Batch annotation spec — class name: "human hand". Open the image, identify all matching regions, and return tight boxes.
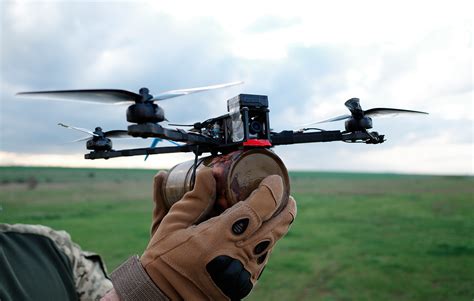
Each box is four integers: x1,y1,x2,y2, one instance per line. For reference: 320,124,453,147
140,167,296,300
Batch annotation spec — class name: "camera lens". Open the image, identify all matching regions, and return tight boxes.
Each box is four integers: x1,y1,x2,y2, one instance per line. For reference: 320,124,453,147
249,121,262,134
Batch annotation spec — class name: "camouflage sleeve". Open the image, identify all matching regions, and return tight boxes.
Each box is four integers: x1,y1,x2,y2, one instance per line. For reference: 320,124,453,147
0,224,113,301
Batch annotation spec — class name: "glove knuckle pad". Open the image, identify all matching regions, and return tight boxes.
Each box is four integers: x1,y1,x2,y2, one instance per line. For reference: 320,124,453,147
232,218,249,235
226,203,262,239
206,256,253,300
253,240,271,255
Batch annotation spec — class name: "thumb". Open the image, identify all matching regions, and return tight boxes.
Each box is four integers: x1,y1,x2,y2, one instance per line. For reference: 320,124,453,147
157,167,216,235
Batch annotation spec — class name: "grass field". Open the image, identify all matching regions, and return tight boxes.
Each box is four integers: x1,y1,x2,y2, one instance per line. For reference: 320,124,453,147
1,166,473,300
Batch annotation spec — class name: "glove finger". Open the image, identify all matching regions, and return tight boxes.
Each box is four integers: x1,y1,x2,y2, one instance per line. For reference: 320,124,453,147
238,196,296,257
219,175,285,241
244,175,284,222
267,196,297,242
151,171,168,236
157,167,216,235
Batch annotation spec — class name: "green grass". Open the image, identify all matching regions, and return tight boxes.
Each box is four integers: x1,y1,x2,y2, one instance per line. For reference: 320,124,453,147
1,166,473,300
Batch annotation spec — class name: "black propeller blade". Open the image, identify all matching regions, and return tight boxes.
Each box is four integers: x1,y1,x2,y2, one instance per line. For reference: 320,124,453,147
344,98,364,119
18,89,141,104
364,108,429,117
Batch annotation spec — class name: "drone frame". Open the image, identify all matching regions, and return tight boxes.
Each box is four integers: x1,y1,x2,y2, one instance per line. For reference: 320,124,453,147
84,130,383,160
19,84,428,162
84,94,385,160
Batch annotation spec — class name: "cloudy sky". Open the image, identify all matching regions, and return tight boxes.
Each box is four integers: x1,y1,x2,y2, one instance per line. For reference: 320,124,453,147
0,0,472,174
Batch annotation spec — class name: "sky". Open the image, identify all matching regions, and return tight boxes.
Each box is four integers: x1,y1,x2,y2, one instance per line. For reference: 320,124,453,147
0,0,472,175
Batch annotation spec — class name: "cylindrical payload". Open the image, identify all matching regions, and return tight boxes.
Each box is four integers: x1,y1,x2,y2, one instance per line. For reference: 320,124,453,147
162,148,290,215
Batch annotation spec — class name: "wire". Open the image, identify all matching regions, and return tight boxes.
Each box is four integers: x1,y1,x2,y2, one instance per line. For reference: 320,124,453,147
299,127,326,132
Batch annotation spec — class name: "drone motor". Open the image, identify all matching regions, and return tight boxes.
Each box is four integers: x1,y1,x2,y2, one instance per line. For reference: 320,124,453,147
126,88,166,124
345,116,373,132
86,136,113,151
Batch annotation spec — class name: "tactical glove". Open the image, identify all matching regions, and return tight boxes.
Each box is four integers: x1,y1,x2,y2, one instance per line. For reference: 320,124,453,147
112,167,296,301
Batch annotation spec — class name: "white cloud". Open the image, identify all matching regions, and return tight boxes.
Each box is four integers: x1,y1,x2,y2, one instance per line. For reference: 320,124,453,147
7,1,61,34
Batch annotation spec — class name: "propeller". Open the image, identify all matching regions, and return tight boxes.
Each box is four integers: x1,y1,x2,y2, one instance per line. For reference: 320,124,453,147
18,81,243,124
58,123,130,142
299,98,428,143
304,98,428,127
16,81,244,104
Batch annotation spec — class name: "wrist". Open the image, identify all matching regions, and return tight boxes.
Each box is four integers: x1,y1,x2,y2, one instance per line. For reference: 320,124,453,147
110,256,169,301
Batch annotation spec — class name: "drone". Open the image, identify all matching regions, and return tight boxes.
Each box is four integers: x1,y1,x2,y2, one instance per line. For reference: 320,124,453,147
17,81,428,162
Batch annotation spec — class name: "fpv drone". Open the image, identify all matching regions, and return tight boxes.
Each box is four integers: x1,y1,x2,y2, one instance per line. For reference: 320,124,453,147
17,81,428,161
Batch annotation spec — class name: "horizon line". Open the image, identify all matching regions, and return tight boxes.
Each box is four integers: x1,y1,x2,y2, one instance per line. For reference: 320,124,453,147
1,164,472,178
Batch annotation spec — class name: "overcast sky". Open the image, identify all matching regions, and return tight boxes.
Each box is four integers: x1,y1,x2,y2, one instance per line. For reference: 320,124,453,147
0,0,472,174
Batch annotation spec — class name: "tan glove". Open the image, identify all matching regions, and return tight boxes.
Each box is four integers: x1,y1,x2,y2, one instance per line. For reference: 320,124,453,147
140,167,297,301
150,170,171,236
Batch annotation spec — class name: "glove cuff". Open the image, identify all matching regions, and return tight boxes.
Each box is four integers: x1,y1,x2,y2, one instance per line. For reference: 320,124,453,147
110,255,169,301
